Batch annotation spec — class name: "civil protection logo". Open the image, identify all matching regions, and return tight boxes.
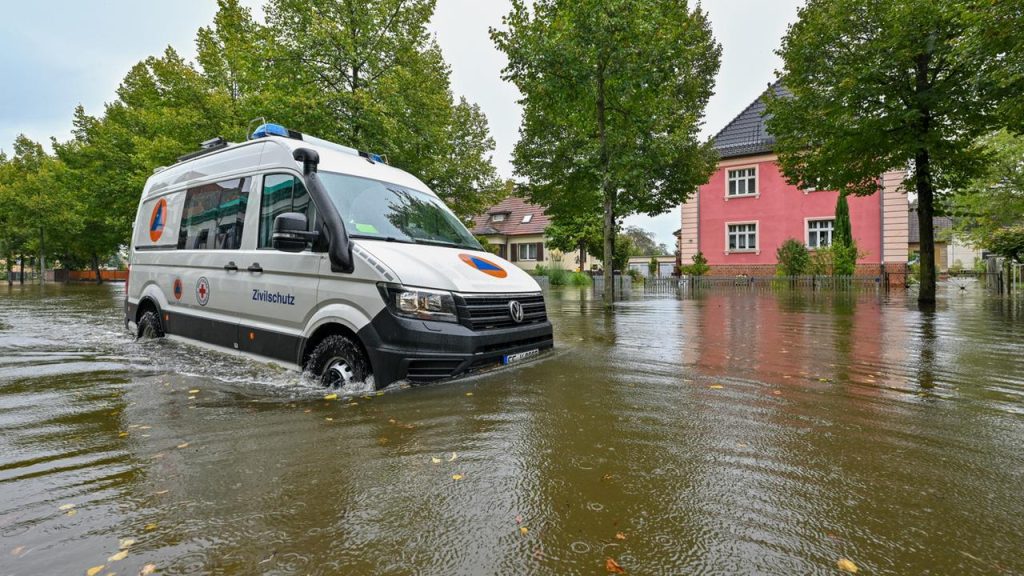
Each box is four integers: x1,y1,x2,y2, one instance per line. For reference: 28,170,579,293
149,198,168,243
196,277,210,306
173,278,183,300
459,254,508,278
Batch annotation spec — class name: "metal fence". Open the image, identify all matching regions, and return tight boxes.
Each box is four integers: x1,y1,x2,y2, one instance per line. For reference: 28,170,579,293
680,275,883,293
590,275,633,297
1012,263,1024,297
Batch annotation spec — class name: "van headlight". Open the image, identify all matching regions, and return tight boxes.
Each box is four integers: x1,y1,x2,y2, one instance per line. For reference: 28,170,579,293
377,283,458,323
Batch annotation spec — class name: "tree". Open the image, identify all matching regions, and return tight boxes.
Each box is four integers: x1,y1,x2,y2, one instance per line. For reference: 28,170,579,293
544,210,603,270
492,0,721,304
949,130,1024,248
622,225,668,256
776,238,810,276
832,193,857,276
988,227,1024,263
766,0,1024,305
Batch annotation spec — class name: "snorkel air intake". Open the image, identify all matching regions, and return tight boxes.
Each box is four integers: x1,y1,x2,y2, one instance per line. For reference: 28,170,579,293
292,147,354,274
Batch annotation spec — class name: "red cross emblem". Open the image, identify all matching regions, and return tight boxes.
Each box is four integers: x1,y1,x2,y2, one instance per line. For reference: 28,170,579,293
196,277,210,306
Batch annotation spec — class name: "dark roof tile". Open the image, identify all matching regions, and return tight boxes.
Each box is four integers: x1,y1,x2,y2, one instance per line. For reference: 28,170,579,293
712,82,790,159
470,197,550,236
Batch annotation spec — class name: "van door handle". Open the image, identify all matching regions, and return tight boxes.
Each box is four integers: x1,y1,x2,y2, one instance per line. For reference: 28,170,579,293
247,263,263,273
224,261,238,271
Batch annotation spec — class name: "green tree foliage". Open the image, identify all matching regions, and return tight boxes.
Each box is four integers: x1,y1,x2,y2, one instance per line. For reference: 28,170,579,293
766,0,1024,304
831,193,858,276
776,238,811,276
949,130,1024,249
0,0,501,277
623,225,669,256
988,227,1024,262
544,211,604,262
612,233,634,273
492,0,721,304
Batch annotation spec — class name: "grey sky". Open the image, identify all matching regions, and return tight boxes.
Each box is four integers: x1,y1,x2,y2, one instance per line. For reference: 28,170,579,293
0,0,803,248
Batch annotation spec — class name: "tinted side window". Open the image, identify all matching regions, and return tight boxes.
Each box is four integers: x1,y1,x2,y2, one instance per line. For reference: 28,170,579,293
177,177,251,250
259,174,317,249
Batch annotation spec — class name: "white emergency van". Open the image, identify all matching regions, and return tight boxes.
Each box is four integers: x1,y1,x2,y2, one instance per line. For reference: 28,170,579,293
125,124,552,389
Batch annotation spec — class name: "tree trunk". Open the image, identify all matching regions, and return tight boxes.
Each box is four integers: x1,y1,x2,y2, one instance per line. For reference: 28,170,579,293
92,253,103,285
5,250,11,286
38,227,45,286
597,72,615,306
916,150,937,304
19,253,24,284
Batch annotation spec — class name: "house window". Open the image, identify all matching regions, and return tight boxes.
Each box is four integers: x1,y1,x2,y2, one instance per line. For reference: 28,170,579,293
522,213,533,223
491,213,506,223
727,223,757,252
518,243,539,261
727,167,757,197
807,219,835,249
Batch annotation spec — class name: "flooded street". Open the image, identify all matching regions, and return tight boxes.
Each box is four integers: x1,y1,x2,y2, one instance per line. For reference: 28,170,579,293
1,283,1023,575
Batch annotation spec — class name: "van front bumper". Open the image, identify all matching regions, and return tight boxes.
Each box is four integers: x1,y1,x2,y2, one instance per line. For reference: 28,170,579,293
356,310,554,386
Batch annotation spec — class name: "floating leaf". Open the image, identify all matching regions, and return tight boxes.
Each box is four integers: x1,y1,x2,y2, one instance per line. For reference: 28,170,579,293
431,457,442,464
59,504,76,511
187,396,196,400
837,558,858,573
447,452,458,462
118,539,135,550
118,432,129,438
10,545,26,557
325,417,334,422
108,550,129,562
86,566,105,576
452,474,463,481
520,526,528,535
347,402,358,407
66,509,78,517
176,443,189,449
708,385,723,390
515,515,523,524
615,532,627,540
188,389,200,394
465,392,473,396
153,490,169,496
144,523,157,531
139,564,157,575
324,393,338,400
605,557,626,573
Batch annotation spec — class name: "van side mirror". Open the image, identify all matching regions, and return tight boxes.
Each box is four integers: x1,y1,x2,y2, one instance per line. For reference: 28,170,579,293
272,212,319,252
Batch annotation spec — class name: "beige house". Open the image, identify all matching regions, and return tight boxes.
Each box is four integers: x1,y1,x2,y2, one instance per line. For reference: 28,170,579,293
470,197,595,272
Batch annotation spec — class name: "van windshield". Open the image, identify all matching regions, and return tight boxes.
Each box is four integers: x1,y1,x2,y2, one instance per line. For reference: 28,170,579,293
319,172,482,251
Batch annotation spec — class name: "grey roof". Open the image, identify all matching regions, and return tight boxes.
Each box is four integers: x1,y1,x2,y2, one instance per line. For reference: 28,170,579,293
908,207,953,244
712,83,790,159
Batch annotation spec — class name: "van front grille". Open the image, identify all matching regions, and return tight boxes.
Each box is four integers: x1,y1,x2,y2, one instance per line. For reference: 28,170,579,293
456,293,548,331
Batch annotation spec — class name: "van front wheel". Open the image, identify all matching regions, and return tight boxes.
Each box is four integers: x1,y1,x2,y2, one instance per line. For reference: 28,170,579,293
137,310,165,340
307,335,370,389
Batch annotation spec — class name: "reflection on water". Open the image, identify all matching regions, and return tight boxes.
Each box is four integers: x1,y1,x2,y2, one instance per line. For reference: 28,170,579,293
1,282,1022,575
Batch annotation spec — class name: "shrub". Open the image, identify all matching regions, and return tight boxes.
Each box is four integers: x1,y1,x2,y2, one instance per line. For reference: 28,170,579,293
974,257,988,273
648,257,659,276
950,258,964,273
682,251,710,276
776,238,810,276
627,268,644,283
831,239,859,276
532,264,548,276
547,265,569,285
568,271,592,286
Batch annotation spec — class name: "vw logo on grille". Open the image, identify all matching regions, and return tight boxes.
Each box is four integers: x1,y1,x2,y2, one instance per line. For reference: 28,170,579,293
508,300,525,323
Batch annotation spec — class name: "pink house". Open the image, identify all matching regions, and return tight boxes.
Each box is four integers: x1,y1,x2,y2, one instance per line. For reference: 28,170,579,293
679,85,909,281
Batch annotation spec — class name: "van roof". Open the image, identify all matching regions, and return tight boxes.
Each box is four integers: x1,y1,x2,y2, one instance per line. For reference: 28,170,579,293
143,131,433,199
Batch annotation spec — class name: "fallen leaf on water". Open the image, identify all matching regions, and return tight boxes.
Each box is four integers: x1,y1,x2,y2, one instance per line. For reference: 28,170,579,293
520,527,529,535
837,558,859,573
118,539,135,550
388,419,396,424
324,393,338,400
431,457,442,464
303,409,311,413
108,550,129,562
708,385,723,390
325,417,334,422
605,557,626,573
772,390,782,395
118,432,129,438
347,402,358,407
452,474,463,481
10,546,26,557
465,392,473,396
187,396,196,400
139,564,157,575
86,566,105,576
515,515,523,524
144,523,157,532
447,452,458,462
153,490,169,496
66,510,78,517
176,443,189,449
615,532,627,540
188,389,200,394
818,378,831,383
59,504,76,511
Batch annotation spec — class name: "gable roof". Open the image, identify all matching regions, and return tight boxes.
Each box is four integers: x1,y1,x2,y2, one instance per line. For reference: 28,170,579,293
908,206,954,244
712,82,791,159
470,196,550,237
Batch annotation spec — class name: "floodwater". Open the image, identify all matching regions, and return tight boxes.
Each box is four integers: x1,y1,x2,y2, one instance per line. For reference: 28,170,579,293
1,282,1023,576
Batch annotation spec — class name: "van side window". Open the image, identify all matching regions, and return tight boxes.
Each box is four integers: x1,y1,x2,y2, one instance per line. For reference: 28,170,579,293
259,174,317,249
177,177,251,250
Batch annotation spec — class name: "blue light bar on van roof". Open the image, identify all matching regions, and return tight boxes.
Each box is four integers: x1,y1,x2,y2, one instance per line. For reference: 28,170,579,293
251,123,290,139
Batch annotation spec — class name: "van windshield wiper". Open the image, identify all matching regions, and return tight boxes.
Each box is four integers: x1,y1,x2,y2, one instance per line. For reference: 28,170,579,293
349,234,416,245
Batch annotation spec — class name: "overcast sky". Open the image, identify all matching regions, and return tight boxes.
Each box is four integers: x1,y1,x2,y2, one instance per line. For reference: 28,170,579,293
0,0,803,247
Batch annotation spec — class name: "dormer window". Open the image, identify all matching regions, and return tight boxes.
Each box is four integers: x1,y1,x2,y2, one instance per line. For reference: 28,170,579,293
522,214,533,223
491,213,507,223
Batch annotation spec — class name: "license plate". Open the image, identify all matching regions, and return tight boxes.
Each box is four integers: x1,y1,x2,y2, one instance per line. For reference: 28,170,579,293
502,349,540,365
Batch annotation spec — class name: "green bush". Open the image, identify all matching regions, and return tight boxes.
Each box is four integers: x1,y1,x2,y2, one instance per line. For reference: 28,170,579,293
547,265,569,285
627,268,644,283
974,257,987,273
950,258,964,272
776,238,810,276
568,271,592,286
681,251,710,276
532,264,548,276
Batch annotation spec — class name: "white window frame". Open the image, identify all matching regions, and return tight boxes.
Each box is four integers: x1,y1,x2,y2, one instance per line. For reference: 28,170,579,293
518,242,539,261
724,221,759,255
490,213,507,223
725,165,758,199
805,217,835,249
522,213,533,223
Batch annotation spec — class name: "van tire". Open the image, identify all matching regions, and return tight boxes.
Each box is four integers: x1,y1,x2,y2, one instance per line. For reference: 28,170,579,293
307,335,370,389
137,310,165,340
